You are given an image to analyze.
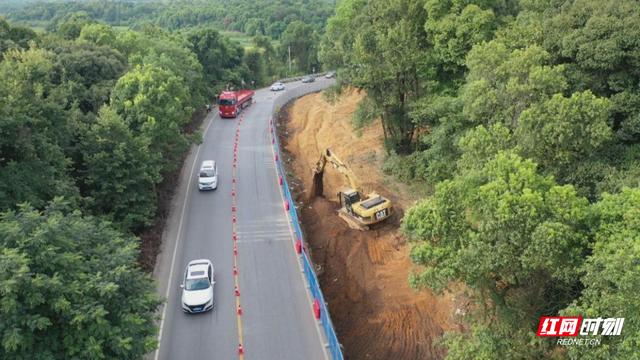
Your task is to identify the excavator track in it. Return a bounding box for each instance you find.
[337,208,369,231]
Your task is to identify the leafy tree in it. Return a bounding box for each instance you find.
[425,1,501,75]
[55,11,92,40]
[111,64,190,174]
[78,23,116,47]
[462,42,567,129]
[322,0,431,152]
[0,199,160,359]
[116,27,204,109]
[562,187,640,359]
[457,122,512,172]
[408,95,466,182]
[279,20,319,74]
[404,151,591,358]
[516,91,611,170]
[45,39,127,114]
[243,47,265,86]
[0,47,77,211]
[543,0,640,142]
[319,0,366,70]
[185,27,243,94]
[252,34,276,79]
[404,152,590,320]
[0,17,37,56]
[81,106,161,231]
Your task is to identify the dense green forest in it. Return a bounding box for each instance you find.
[0,0,334,39]
[0,12,275,357]
[321,0,639,358]
[0,0,328,76]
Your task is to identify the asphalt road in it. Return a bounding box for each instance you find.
[153,80,331,360]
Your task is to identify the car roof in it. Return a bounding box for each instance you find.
[201,160,215,169]
[186,259,212,279]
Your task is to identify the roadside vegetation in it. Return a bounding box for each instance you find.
[0,0,332,353]
[321,0,640,358]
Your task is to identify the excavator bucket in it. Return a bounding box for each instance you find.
[311,169,324,198]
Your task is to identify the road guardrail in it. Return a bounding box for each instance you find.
[268,79,343,360]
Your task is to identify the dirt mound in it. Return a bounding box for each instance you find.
[277,89,457,360]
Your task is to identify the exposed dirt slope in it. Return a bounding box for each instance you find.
[278,88,457,360]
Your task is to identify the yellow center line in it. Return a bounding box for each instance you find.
[232,119,244,359]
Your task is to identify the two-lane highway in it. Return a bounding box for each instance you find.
[153,81,330,360]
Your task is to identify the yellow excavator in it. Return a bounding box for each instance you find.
[311,148,393,230]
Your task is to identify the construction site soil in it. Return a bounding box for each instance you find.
[276,88,460,360]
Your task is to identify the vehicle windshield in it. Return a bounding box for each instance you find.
[199,170,215,178]
[219,99,236,106]
[185,277,210,291]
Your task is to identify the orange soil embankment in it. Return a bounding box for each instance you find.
[278,88,459,360]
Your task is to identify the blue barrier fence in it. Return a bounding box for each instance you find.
[269,80,343,360]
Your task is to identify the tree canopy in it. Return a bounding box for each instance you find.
[323,0,640,357]
[0,200,160,359]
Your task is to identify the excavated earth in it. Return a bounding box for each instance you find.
[276,88,461,360]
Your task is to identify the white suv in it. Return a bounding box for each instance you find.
[181,259,215,313]
[198,160,218,190]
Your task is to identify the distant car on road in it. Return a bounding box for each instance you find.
[181,259,215,314]
[301,75,315,83]
[198,160,218,191]
[325,71,336,78]
[270,82,285,91]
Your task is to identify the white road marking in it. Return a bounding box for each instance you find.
[236,237,291,244]
[153,115,215,360]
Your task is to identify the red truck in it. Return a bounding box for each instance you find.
[218,89,255,118]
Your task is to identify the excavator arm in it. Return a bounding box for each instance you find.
[312,148,360,197]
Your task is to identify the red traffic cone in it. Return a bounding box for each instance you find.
[238,344,244,355]
[237,305,243,315]
[233,266,238,275]
[234,286,240,296]
[295,239,302,254]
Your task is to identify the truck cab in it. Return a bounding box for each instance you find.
[218,92,238,118]
[218,89,254,118]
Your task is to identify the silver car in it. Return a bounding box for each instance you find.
[270,82,285,91]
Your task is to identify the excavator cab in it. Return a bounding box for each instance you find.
[338,188,361,214]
